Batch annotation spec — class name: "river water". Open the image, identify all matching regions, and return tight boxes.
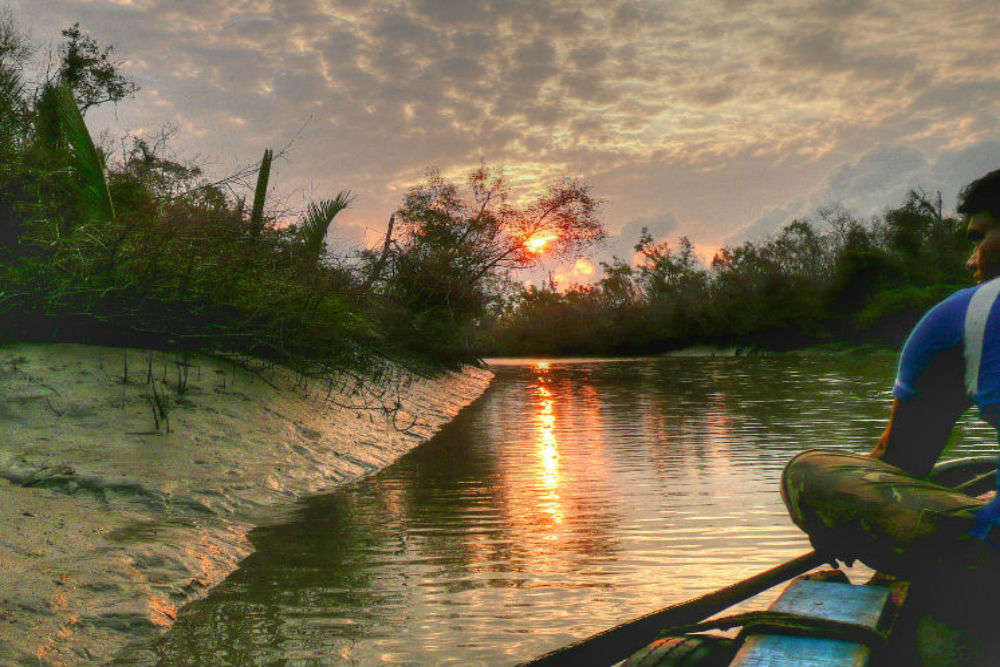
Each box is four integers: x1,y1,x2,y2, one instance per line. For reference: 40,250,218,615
147,354,998,666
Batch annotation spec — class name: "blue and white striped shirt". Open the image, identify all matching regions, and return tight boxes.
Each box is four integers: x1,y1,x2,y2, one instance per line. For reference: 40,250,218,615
894,277,1000,425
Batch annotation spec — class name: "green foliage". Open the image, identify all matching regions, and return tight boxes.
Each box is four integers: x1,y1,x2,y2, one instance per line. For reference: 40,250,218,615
0,12,29,249
249,147,272,240
827,247,902,317
35,83,115,225
855,285,965,332
0,10,28,155
1,141,377,372
57,23,138,113
296,191,354,264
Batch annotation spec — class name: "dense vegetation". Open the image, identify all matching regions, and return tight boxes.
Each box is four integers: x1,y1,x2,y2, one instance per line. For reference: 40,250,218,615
0,15,601,373
479,195,973,356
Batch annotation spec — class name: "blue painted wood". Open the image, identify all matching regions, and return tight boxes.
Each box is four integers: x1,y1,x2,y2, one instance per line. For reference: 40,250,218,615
770,580,889,628
728,580,891,667
730,634,868,667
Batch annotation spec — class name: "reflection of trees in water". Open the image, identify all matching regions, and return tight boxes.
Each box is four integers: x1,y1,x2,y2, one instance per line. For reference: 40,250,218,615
152,487,401,664
524,357,900,536
589,356,896,466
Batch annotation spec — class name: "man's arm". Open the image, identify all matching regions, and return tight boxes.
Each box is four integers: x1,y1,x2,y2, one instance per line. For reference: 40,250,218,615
871,395,970,477
872,289,974,476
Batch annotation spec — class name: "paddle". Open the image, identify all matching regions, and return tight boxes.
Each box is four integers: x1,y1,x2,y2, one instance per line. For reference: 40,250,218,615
516,550,826,667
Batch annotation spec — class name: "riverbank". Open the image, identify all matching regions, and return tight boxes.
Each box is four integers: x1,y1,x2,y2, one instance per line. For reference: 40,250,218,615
661,342,898,357
490,342,898,360
0,343,493,666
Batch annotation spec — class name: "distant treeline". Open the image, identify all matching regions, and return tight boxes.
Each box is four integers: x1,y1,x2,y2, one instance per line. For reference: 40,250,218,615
478,193,972,356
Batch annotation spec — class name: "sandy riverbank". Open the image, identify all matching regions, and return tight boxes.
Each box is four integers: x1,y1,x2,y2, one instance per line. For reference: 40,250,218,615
0,343,493,666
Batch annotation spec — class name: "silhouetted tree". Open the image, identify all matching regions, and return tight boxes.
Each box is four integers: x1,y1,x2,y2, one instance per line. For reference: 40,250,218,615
57,23,138,113
377,166,604,360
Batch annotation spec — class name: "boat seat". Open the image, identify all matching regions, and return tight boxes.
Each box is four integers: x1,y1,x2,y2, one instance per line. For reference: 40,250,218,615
728,579,897,667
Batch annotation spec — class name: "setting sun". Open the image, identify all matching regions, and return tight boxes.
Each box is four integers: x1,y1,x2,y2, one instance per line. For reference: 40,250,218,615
524,233,558,254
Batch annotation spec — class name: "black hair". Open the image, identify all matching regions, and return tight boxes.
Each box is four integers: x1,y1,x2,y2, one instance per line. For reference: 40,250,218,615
958,169,1000,218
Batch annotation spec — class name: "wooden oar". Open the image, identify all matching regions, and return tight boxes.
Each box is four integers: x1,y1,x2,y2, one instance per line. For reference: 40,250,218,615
517,550,827,667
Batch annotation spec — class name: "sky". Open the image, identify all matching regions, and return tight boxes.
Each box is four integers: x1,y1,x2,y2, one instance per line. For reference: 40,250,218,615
8,0,1000,287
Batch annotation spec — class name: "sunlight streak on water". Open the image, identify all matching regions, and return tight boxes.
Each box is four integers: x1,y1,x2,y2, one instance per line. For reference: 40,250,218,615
149,354,999,666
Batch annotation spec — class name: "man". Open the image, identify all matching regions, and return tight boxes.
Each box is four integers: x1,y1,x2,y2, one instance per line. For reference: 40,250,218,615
783,173,1000,665
870,167,1000,537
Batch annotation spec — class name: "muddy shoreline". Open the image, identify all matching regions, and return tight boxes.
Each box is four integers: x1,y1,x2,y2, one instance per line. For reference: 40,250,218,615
0,343,493,666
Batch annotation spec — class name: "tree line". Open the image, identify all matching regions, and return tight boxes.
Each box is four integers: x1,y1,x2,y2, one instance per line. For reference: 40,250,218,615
479,193,972,356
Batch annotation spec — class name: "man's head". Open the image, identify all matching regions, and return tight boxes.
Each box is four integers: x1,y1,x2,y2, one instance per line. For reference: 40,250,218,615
959,169,1000,283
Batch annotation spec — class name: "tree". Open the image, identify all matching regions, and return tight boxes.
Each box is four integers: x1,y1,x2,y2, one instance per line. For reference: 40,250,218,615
379,165,604,361
392,165,604,285
0,8,29,147
248,147,272,240
57,23,138,113
295,191,354,264
0,9,30,249
597,257,639,309
33,83,114,226
633,229,706,300
872,190,966,285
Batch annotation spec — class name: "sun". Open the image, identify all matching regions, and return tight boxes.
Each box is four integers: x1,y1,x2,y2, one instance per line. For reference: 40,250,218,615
524,233,558,254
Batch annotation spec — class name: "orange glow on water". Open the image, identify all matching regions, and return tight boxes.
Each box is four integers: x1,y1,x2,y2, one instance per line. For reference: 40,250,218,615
534,375,563,524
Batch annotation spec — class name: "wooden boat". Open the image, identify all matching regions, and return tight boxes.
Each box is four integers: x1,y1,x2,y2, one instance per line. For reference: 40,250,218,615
621,568,907,667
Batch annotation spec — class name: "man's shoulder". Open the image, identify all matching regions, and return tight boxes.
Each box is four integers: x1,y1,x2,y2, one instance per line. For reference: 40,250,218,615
927,285,982,319
909,282,1000,341
941,283,979,307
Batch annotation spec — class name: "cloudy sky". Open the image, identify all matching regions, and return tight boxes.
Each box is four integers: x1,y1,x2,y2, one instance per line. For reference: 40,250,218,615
9,0,1000,285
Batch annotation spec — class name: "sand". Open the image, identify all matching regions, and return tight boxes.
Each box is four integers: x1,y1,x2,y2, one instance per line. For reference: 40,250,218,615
0,343,493,666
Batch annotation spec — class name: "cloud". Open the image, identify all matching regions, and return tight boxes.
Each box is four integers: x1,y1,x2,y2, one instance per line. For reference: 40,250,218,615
807,0,871,18
601,212,681,263
727,140,1000,245
552,258,597,290
824,145,928,202
930,142,1000,196
732,201,808,244
411,0,489,24
7,0,1000,276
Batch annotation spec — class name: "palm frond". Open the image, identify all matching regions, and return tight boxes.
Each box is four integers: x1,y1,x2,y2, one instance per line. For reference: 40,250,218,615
0,66,25,150
32,83,62,151
299,190,353,262
36,83,114,225
249,147,272,238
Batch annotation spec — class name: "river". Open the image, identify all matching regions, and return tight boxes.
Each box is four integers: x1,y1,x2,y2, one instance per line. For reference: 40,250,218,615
141,354,998,666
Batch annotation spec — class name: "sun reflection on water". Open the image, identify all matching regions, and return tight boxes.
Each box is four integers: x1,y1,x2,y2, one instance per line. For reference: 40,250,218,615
533,363,563,525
